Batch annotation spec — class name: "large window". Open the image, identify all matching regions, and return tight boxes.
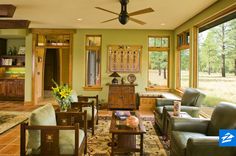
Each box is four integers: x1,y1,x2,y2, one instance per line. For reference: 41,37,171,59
176,31,190,89
148,36,169,89
85,35,101,90
198,18,236,106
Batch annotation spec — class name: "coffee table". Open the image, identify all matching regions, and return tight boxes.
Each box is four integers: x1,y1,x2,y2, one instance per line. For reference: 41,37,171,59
109,111,146,156
163,111,192,140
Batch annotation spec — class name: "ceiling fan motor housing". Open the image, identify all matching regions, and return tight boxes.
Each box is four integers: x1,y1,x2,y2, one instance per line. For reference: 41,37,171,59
119,0,129,24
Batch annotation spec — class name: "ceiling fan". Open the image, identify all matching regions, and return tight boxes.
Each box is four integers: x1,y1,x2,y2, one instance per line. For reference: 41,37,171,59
95,0,154,25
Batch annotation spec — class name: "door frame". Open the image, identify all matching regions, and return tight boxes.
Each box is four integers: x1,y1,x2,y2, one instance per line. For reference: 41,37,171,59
31,29,74,104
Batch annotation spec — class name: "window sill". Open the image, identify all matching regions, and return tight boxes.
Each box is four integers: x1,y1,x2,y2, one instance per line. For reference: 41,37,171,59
145,87,170,92
177,45,189,51
83,86,103,91
173,88,184,96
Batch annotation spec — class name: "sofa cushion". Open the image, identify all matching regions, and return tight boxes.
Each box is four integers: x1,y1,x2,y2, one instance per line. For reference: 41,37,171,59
82,107,97,120
71,90,78,103
181,88,205,107
27,104,57,150
172,131,206,156
59,129,85,154
207,102,236,136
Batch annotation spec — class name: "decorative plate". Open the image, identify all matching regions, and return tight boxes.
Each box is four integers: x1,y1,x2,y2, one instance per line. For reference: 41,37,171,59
127,74,136,84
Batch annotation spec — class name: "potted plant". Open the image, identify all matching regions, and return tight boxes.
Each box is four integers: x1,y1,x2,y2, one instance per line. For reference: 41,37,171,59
51,80,72,112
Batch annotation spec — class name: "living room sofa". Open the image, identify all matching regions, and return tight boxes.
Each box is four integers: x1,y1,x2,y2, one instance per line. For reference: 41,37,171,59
154,88,206,133
170,102,236,156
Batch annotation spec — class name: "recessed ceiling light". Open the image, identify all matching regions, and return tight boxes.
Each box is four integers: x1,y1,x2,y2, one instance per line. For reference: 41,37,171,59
161,23,166,26
77,18,83,21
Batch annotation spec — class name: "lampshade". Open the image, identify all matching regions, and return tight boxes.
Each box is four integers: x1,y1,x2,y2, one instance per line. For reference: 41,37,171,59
109,72,120,78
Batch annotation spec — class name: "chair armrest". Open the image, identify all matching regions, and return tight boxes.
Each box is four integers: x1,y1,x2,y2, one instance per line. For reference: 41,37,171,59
180,106,200,117
71,101,94,110
56,110,88,133
186,137,236,156
157,98,179,106
171,118,210,134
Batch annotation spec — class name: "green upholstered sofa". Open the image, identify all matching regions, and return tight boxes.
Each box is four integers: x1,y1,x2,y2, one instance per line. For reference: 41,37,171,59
170,102,236,156
20,104,87,156
154,88,206,133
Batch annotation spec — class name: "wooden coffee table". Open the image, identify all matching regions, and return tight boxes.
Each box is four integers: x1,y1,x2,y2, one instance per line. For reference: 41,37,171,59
109,111,146,156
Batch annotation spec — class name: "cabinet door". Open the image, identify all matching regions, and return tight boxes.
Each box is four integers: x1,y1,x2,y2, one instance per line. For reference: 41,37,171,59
0,80,6,96
121,86,135,109
6,80,17,97
15,80,24,98
108,86,121,109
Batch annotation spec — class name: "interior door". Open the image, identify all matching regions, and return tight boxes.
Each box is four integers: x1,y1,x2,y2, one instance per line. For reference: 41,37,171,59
44,48,60,89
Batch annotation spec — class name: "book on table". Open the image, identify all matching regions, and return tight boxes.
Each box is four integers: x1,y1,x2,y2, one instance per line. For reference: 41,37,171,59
115,111,131,120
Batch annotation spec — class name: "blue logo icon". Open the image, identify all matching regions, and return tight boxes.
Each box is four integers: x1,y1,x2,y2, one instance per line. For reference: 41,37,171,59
219,129,236,146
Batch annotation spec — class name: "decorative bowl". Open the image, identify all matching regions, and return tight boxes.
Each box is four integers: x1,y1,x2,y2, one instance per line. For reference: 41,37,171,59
126,115,139,128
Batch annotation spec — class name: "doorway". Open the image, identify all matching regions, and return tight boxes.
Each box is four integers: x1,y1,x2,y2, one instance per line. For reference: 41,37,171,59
44,48,60,97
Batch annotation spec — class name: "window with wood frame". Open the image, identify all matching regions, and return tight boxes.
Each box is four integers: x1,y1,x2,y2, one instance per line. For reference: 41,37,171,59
197,15,236,107
84,35,102,90
176,31,190,90
147,36,169,90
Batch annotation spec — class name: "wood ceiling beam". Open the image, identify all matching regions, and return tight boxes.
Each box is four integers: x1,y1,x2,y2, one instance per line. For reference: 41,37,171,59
0,20,30,29
0,4,16,18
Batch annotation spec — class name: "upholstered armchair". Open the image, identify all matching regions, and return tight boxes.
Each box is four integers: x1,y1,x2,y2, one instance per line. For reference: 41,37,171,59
154,88,206,133
71,95,99,135
170,102,236,156
20,104,87,156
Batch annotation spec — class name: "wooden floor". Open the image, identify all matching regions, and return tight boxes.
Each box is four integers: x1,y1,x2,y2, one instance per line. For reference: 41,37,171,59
0,101,153,156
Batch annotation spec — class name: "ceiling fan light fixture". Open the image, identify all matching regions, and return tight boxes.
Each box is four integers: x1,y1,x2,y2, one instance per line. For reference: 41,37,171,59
119,14,129,25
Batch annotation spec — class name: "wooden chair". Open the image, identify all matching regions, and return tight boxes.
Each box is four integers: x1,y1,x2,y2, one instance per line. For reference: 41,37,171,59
71,95,99,135
20,104,87,156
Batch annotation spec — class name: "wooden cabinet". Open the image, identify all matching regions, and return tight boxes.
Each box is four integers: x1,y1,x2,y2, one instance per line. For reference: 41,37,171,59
108,84,136,109
0,79,24,100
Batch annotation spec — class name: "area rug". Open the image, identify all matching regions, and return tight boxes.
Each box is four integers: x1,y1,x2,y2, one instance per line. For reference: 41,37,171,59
0,111,30,134
86,117,169,156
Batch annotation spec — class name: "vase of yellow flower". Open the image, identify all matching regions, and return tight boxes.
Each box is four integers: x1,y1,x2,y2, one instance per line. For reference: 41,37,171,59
51,80,72,112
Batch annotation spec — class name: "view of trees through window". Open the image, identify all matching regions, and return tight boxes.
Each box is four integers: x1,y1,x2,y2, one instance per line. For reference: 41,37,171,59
148,51,168,87
198,18,236,107
180,49,190,89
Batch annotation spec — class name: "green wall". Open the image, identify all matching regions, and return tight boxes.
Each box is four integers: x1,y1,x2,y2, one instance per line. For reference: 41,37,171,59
73,29,174,102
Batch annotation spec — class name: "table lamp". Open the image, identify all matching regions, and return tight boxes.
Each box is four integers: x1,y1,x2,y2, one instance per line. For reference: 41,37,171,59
109,72,120,84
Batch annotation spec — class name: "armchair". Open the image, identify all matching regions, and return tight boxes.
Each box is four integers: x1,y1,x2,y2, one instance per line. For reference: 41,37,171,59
154,88,206,133
71,95,99,135
20,104,87,156
170,102,236,156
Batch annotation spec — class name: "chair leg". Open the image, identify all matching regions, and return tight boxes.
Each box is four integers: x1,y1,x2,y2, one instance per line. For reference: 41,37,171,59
92,124,94,135
96,115,98,125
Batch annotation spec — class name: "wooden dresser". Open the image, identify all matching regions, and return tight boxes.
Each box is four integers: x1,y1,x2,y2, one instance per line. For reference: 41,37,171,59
108,84,137,109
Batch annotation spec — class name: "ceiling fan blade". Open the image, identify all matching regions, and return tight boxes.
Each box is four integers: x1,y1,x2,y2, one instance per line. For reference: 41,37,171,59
101,17,118,23
95,7,119,15
129,17,146,25
128,8,154,16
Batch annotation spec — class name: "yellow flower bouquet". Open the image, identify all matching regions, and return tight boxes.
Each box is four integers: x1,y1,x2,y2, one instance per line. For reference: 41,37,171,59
51,80,72,112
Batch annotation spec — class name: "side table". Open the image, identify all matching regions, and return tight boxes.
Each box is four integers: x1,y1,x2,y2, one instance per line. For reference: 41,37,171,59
163,111,192,140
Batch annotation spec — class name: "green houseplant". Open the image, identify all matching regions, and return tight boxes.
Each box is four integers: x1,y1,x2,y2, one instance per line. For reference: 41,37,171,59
51,80,72,112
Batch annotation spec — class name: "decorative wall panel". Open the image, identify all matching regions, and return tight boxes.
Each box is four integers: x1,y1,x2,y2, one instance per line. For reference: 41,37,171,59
108,45,141,72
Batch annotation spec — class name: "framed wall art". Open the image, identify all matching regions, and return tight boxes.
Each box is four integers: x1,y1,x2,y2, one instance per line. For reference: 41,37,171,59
108,45,142,72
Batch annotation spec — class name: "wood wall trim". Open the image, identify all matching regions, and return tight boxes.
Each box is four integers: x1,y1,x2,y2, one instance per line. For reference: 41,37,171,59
0,20,30,29
196,3,236,28
0,4,16,17
30,29,75,34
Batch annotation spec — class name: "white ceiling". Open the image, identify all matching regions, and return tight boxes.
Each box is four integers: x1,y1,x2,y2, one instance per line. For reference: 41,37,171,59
0,0,217,30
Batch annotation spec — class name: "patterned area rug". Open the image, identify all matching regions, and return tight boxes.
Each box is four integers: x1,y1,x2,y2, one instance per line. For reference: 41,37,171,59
0,111,30,134
86,117,169,156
